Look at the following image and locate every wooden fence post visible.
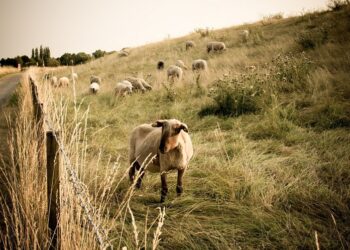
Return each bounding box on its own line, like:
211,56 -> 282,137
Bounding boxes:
46,131 -> 60,249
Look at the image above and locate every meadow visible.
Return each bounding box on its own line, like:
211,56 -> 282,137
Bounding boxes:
1,4 -> 350,250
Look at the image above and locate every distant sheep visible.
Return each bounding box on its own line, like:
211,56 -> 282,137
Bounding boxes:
115,80 -> 133,96
90,82 -> 100,94
157,61 -> 165,70
192,59 -> 208,71
240,30 -> 249,42
207,41 -> 226,53
129,119 -> 193,202
90,75 -> 101,85
58,77 -> 69,87
185,41 -> 195,50
176,60 -> 188,70
51,76 -> 58,87
119,51 -> 129,57
167,65 -> 183,82
126,77 -> 152,92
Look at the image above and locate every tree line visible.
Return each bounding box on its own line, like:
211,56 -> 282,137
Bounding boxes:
0,46 -> 109,68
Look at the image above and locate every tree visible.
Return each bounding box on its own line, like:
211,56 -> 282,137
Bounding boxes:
35,48 -> 39,61
31,48 -> 35,59
92,49 -> 106,59
60,53 -> 72,65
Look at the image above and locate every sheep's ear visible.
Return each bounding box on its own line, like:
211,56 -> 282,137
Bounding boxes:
175,123 -> 188,133
180,123 -> 189,133
152,120 -> 165,127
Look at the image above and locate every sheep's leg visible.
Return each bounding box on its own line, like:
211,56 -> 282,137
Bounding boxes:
160,173 -> 168,203
136,170 -> 145,189
176,169 -> 184,196
129,161 -> 139,183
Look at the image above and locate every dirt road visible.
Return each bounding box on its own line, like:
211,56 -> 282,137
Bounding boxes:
0,73 -> 22,106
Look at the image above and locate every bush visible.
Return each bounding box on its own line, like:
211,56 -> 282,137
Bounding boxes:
271,53 -> 314,92
199,75 -> 264,117
296,27 -> 328,50
327,0 -> 349,11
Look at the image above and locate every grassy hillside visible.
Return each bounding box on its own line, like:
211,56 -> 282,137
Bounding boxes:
41,5 -> 349,249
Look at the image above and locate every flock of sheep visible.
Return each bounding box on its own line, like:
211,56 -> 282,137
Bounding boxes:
47,32 -> 249,202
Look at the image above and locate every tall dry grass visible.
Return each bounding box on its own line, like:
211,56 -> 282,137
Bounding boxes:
0,66 -> 20,78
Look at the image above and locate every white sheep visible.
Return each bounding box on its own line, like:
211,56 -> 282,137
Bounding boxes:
207,41 -> 226,53
115,80 -> 133,96
167,65 -> 183,82
129,119 -> 193,202
185,40 -> 195,50
89,82 -> 100,94
240,30 -> 249,42
58,77 -> 69,87
90,75 -> 101,85
176,60 -> 188,70
125,77 -> 152,92
192,59 -> 208,71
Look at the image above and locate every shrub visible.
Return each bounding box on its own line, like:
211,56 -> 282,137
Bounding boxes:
271,53 -> 314,92
327,0 -> 349,11
296,27 -> 328,50
199,75 -> 264,117
195,28 -> 210,38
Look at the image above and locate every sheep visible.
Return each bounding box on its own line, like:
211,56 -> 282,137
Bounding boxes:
90,75 -> 101,85
125,77 -> 152,92
167,65 -> 183,82
185,40 -> 195,50
157,60 -> 165,70
51,76 -> 58,87
207,41 -> 226,53
129,119 -> 193,202
175,60 -> 188,70
192,59 -> 208,71
58,77 -> 69,87
89,82 -> 100,94
240,30 -> 249,42
115,81 -> 133,96
119,51 -> 129,57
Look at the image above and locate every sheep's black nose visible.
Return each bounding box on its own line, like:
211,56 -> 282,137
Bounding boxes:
159,147 -> 165,154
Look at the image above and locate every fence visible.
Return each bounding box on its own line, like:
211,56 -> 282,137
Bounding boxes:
29,76 -> 111,250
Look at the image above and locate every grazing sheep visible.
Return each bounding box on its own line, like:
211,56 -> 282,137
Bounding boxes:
185,40 -> 195,50
90,75 -> 101,85
240,30 -> 249,42
167,65 -> 183,82
157,60 -> 165,70
90,82 -> 100,94
192,59 -> 208,71
58,77 -> 69,87
129,119 -> 193,202
176,60 -> 188,70
115,81 -> 133,96
51,76 -> 58,87
207,41 -> 226,53
125,77 -> 152,92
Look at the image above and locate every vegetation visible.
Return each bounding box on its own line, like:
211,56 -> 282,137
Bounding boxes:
2,3 -> 350,250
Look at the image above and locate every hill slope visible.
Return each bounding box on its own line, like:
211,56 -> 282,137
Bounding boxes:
48,5 -> 350,249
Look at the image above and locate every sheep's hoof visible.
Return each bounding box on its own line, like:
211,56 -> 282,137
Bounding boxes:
176,186 -> 183,195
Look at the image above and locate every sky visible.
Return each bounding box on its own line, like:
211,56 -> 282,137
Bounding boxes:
0,0 -> 328,58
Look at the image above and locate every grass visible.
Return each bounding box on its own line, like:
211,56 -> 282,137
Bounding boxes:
0,66 -> 20,78
2,3 -> 350,250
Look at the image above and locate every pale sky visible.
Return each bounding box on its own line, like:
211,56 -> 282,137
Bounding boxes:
0,0 -> 327,58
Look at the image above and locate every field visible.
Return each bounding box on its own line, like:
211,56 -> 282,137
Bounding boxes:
2,4 -> 350,250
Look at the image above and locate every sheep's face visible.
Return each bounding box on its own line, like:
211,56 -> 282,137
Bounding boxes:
152,119 -> 188,154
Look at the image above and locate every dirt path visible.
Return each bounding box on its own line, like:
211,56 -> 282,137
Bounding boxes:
0,73 -> 22,106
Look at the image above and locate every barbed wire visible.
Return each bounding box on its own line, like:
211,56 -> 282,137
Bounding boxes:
30,77 -> 112,250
